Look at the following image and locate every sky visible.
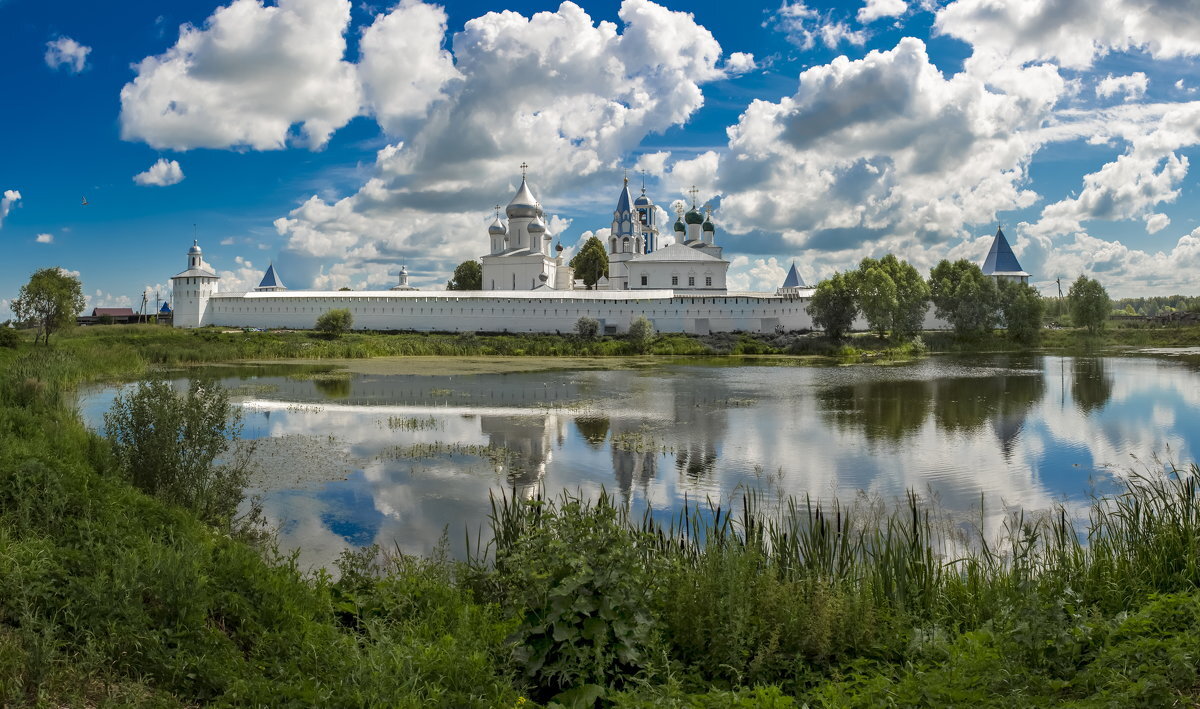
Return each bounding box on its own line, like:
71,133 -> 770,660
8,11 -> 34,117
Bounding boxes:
3,0 -> 1200,317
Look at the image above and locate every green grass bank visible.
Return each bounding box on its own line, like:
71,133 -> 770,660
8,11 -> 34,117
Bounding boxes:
38,319 -> 1200,370
5,330 -> 1200,705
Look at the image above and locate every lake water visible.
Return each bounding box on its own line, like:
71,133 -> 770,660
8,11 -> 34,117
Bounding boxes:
78,353 -> 1200,571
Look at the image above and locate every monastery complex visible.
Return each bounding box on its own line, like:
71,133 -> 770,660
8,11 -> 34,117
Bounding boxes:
171,170 -> 1026,334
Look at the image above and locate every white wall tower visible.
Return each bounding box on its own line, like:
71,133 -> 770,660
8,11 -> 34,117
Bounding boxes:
170,240 -> 220,328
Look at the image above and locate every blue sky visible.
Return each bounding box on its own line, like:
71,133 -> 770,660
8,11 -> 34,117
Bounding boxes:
3,0 -> 1200,315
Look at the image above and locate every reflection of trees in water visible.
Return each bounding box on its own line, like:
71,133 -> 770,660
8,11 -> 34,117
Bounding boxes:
1072,358 -> 1113,415
819,365 -> 1044,453
575,416 -> 610,447
818,379 -> 933,443
312,376 -> 352,399
933,371 -> 1044,441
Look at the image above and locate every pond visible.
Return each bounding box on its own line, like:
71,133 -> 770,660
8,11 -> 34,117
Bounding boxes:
79,352 -> 1200,571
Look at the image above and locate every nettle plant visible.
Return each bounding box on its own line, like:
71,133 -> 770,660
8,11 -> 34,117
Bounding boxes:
488,491 -> 659,700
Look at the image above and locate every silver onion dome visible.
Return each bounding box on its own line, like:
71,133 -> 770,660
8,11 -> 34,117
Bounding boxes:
506,178 -> 539,219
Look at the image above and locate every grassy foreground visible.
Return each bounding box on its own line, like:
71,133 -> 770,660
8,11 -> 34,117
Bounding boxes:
5,330 -> 1200,705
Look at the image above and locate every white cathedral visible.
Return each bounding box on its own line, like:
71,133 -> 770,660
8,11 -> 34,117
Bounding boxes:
479,170 -> 730,293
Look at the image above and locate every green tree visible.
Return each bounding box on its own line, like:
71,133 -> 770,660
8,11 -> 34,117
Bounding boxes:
1068,275 -> 1110,334
627,315 -> 654,353
315,308 -> 353,337
11,267 -> 85,345
998,280 -> 1045,344
878,254 -> 930,338
570,236 -> 609,290
447,260 -> 483,290
104,379 -> 256,530
928,259 -> 1000,339
575,316 -> 600,339
807,271 -> 858,341
855,260 -> 898,339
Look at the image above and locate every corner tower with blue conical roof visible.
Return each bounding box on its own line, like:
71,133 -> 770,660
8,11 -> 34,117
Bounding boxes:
254,263 -> 286,292
981,226 -> 1030,284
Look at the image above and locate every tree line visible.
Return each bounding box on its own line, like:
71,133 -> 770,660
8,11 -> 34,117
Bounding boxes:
807,257 -> 1110,341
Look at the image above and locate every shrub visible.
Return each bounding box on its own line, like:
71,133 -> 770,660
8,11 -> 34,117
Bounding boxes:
0,327 -> 21,349
488,492 -> 659,701
103,378 -> 255,530
576,316 -> 600,339
628,316 -> 654,353
315,308 -> 353,337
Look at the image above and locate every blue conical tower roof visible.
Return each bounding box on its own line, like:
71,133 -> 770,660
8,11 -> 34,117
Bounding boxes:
615,176 -> 633,214
258,263 -> 284,289
782,262 -> 805,288
981,227 -> 1026,275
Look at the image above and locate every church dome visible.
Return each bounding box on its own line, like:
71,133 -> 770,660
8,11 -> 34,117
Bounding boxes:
633,193 -> 652,207
685,206 -> 705,225
506,177 -> 539,219
702,216 -> 715,232
188,240 -> 202,255
528,217 -> 546,234
673,217 -> 685,233
488,216 -> 507,235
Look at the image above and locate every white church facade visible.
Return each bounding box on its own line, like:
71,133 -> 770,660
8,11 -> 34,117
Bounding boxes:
170,171 -> 830,334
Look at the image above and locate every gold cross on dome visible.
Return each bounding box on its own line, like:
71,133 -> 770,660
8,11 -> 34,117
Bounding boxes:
519,162 -> 528,178
688,185 -> 699,206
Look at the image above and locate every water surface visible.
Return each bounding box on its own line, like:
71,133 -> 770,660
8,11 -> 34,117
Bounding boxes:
79,353 -> 1200,570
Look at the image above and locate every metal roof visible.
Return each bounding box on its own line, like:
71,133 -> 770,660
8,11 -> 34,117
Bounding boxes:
171,267 -> 218,279
258,263 -> 283,289
629,242 -> 726,263
615,179 -> 633,214
782,262 -> 805,288
92,307 -> 136,317
981,227 -> 1028,276
506,178 -> 539,219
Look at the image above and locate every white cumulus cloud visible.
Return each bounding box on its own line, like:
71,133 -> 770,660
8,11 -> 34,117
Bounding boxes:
274,0 -> 732,287
0,190 -> 20,229
1095,72 -> 1147,100
45,36 -> 91,73
773,2 -> 866,50
358,0 -> 461,137
936,0 -> 1200,74
35,233 -> 53,244
716,38 -> 1058,260
858,0 -> 907,24
119,0 -> 362,150
724,52 -> 756,74
133,158 -> 185,186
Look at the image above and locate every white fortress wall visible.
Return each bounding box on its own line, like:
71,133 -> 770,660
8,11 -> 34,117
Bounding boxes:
200,290 -> 816,334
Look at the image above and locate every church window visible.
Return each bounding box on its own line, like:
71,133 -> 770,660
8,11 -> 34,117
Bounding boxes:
706,276 -> 712,286
688,276 -> 695,286
671,275 -> 678,286
640,275 -> 647,286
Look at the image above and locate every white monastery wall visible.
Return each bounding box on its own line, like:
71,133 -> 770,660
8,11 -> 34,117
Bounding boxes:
199,290 -> 816,334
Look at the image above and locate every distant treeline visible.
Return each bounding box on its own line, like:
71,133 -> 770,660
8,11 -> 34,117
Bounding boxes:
1108,295 -> 1200,316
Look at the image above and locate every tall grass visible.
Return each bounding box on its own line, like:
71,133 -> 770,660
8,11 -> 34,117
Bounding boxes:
479,470 -> 1200,698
